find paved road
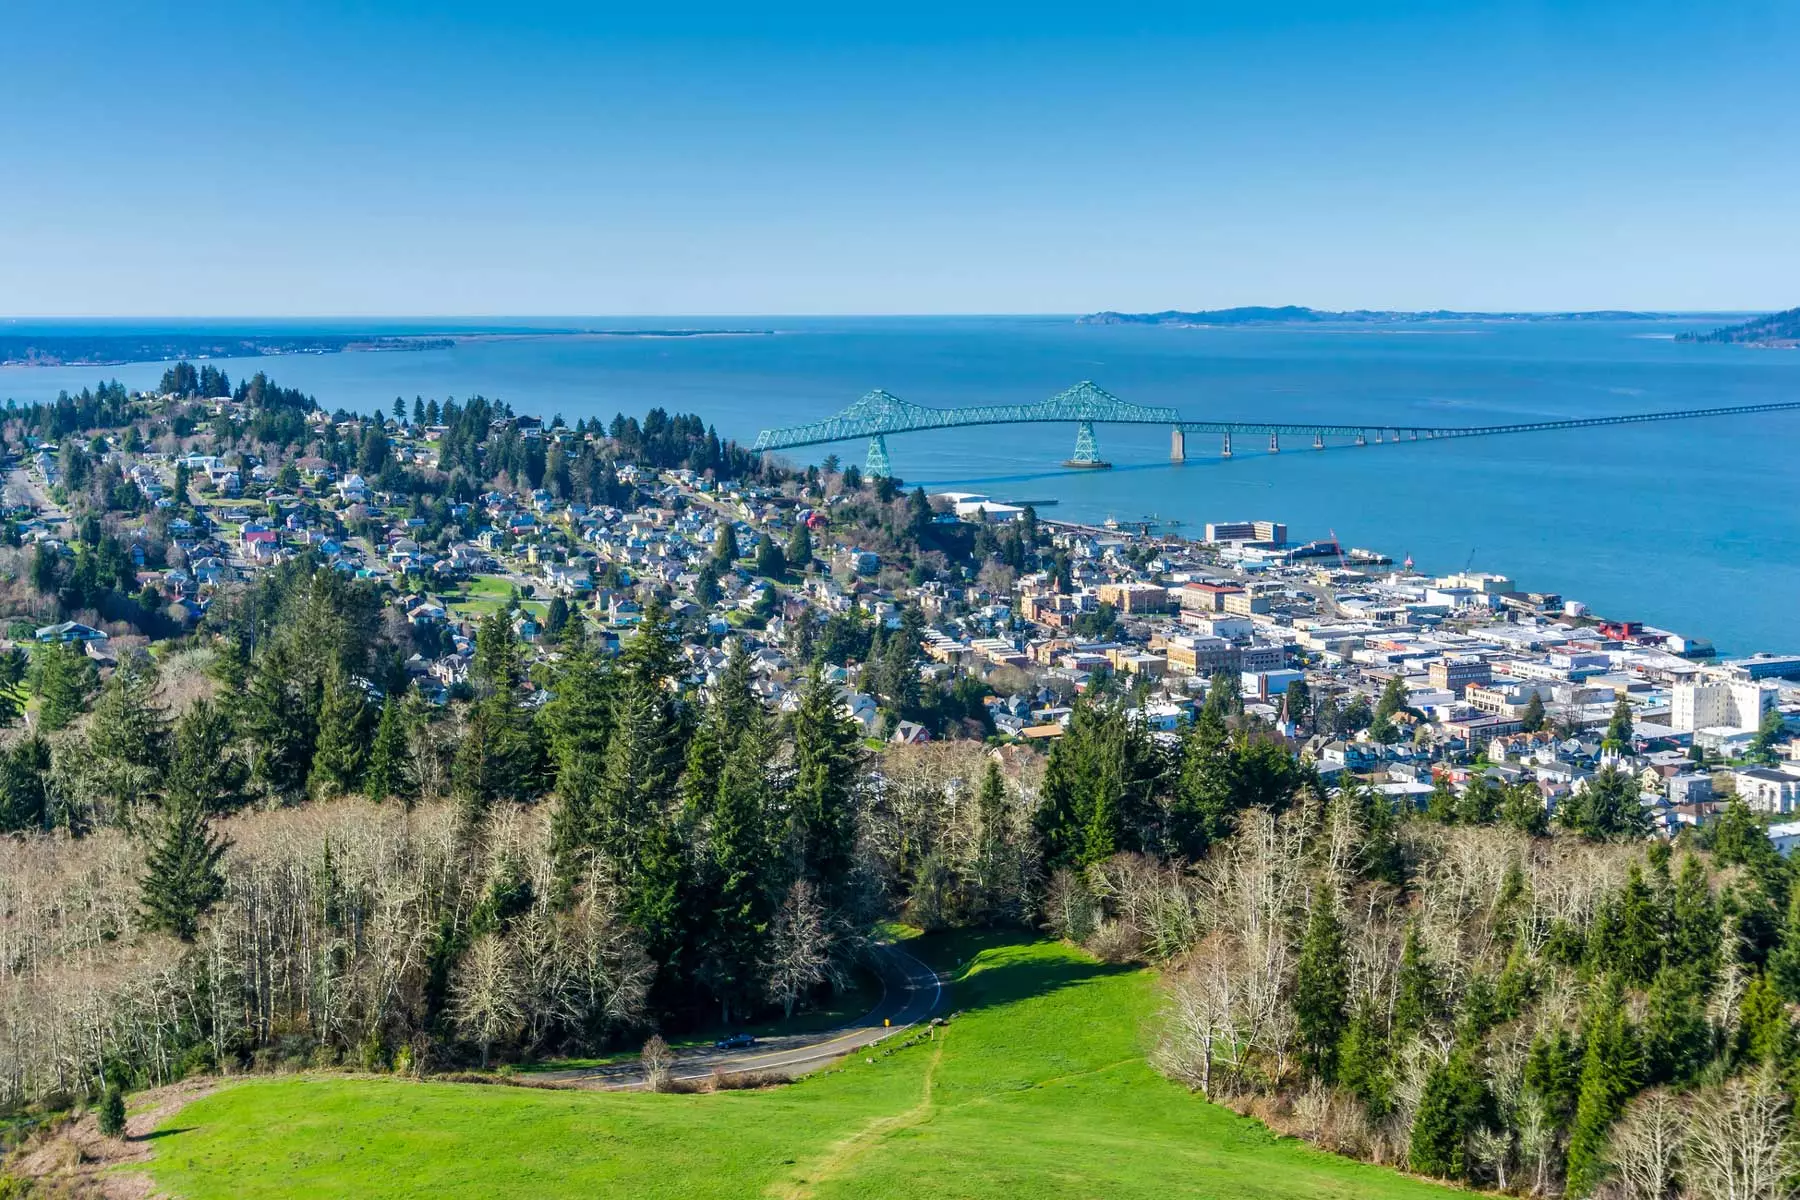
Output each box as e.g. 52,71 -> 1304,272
551,942 -> 944,1089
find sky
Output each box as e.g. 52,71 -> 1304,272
3,1 -> 1798,316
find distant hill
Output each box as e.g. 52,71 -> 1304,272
1676,307 -> 1800,347
1077,306 -> 1667,326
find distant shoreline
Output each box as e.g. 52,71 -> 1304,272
0,327 -> 776,368
1077,305 -> 1738,328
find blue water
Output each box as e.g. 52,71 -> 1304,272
6,315 -> 1799,655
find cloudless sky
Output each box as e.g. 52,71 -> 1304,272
3,1 -> 1797,315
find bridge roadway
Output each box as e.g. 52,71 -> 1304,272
751,386 -> 1800,475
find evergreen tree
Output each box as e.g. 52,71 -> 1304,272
0,737 -> 51,833
1426,775 -> 1459,824
1558,765 -> 1652,842
787,661 -> 861,906
1168,704 -> 1236,859
1336,997 -> 1393,1118
1520,691 -> 1546,733
1668,853 -> 1720,981
545,596 -> 570,639
32,640 -> 98,731
1408,1050 -> 1494,1180
699,710 -> 772,1021
1294,891 -> 1349,1079
165,699 -> 248,815
595,605 -> 684,888
712,521 -> 739,567
139,791 -> 228,941
240,644 -> 318,797
1456,774 -> 1500,825
1500,780 -> 1549,835
1603,695 -> 1634,750
785,521 -> 812,572
1565,976 -> 1644,1195
1641,966 -> 1710,1087
1393,925 -> 1443,1039
1738,973 -> 1793,1067
97,1083 -> 126,1137
363,698 -> 414,805
308,664 -> 368,796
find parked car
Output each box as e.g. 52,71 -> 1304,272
714,1033 -> 756,1050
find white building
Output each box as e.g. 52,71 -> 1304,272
1671,678 -> 1776,734
1733,767 -> 1800,815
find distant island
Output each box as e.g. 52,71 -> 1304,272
1675,306 -> 1800,348
0,326 -> 773,368
0,333 -> 454,368
1078,305 -> 1671,326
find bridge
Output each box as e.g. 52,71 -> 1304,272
752,386 -> 1800,477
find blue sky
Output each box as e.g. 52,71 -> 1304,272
3,1 -> 1797,315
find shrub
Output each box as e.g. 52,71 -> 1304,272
97,1085 -> 126,1138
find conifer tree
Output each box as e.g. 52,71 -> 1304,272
1500,780 -> 1549,835
787,661 -> 861,906
1566,976 -> 1644,1195
1336,997 -> 1393,1118
785,521 -> 812,572
363,698 -> 413,805
1169,703 -> 1235,859
0,737 -> 50,833
1457,774 -> 1500,825
140,791 -> 229,941
1520,691 -> 1546,732
1294,890 -> 1349,1078
32,640 -> 98,731
308,664 -> 368,796
1641,966 -> 1710,1087
1409,1050 -> 1494,1179
700,714 -> 772,1021
1603,695 -> 1634,750
1393,925 -> 1443,1039
166,699 -> 248,815
595,604 -> 684,887
712,521 -> 739,568
1668,853 -> 1720,981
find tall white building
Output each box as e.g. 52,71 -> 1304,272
1671,678 -> 1776,734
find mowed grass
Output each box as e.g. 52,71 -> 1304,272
147,938 -> 1449,1200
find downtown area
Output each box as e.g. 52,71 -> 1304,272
6,370 -> 1800,1198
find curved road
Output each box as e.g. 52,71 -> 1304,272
552,942 -> 944,1089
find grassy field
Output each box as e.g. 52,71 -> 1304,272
146,937 -> 1449,1199
446,573 -> 547,621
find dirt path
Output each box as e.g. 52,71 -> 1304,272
765,1030 -> 946,1200
5,1078 -> 220,1199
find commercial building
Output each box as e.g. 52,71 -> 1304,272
1671,678 -> 1777,734
1428,656 -> 1492,697
1178,581 -> 1244,613
1733,768 -> 1800,815
1204,520 -> 1288,546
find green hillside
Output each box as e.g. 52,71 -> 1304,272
145,937 -> 1447,1200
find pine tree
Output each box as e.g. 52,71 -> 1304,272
308,664 -> 368,796
140,791 -> 228,941
363,698 -> 413,805
594,605 -> 684,886
1500,780 -> 1549,835
1426,775 -> 1459,824
240,644 -> 317,797
700,717 -> 772,1021
1565,976 -> 1644,1195
1456,774 -> 1500,825
969,759 -> 1015,923
1738,973 -> 1793,1066
1294,891 -> 1349,1079
1668,854 -> 1719,980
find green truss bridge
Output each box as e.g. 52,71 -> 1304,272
750,382 -> 1800,477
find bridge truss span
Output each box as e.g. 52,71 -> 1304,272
752,383 -> 1800,476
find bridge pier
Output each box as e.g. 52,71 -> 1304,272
1221,432 -> 1232,458
1355,432 -> 1366,446
865,434 -> 891,479
1313,431 -> 1324,450
1268,432 -> 1280,453
1063,420 -> 1110,468
1170,427 -> 1185,462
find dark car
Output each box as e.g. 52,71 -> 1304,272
714,1033 -> 756,1050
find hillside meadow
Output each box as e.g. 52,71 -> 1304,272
143,936 -> 1450,1199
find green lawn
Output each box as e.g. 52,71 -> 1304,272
446,573 -> 548,620
146,938 -> 1449,1199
